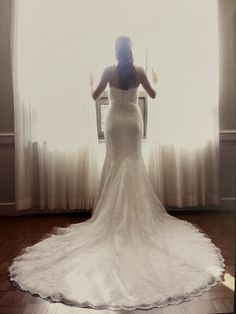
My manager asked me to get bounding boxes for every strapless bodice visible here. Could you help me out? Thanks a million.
[108,86,139,105]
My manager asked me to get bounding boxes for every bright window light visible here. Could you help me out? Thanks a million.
[13,0,219,152]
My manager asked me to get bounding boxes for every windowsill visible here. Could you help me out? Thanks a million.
[98,138,148,143]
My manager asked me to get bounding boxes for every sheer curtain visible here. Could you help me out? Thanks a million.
[12,0,220,210]
[12,0,101,210]
[143,1,220,207]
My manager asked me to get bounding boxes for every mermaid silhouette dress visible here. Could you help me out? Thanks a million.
[8,85,225,311]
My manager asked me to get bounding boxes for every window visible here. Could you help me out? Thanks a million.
[95,91,148,141]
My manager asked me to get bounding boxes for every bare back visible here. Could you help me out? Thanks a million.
[91,65,156,100]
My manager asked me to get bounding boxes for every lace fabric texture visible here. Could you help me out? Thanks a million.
[8,86,225,311]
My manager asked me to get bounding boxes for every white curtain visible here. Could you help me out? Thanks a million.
[143,1,220,207]
[12,0,220,210]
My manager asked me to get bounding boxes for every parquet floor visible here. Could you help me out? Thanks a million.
[0,210,235,314]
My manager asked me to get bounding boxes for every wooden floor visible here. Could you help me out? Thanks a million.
[0,210,235,314]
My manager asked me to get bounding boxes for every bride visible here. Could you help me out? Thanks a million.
[8,36,225,311]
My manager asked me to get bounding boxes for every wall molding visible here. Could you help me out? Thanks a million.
[0,202,15,206]
[220,129,236,141]
[1,131,236,143]
[0,132,14,144]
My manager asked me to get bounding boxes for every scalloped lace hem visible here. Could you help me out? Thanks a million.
[8,224,226,311]
[8,249,225,311]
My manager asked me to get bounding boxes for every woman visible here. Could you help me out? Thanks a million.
[8,36,225,311]
[90,36,157,100]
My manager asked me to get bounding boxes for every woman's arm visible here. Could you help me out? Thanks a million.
[90,67,110,101]
[139,67,158,99]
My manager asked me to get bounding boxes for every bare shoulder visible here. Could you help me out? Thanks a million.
[134,66,146,83]
[135,66,145,75]
[105,65,116,72]
[135,66,146,78]
[102,65,116,77]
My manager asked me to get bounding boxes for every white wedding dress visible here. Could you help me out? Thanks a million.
[8,86,225,311]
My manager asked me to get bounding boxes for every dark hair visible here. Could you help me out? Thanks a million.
[115,36,137,90]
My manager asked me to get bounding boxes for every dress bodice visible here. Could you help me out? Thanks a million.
[108,86,139,105]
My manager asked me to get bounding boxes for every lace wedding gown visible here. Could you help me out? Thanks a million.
[8,86,225,311]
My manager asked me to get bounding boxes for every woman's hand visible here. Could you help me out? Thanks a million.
[151,68,158,85]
